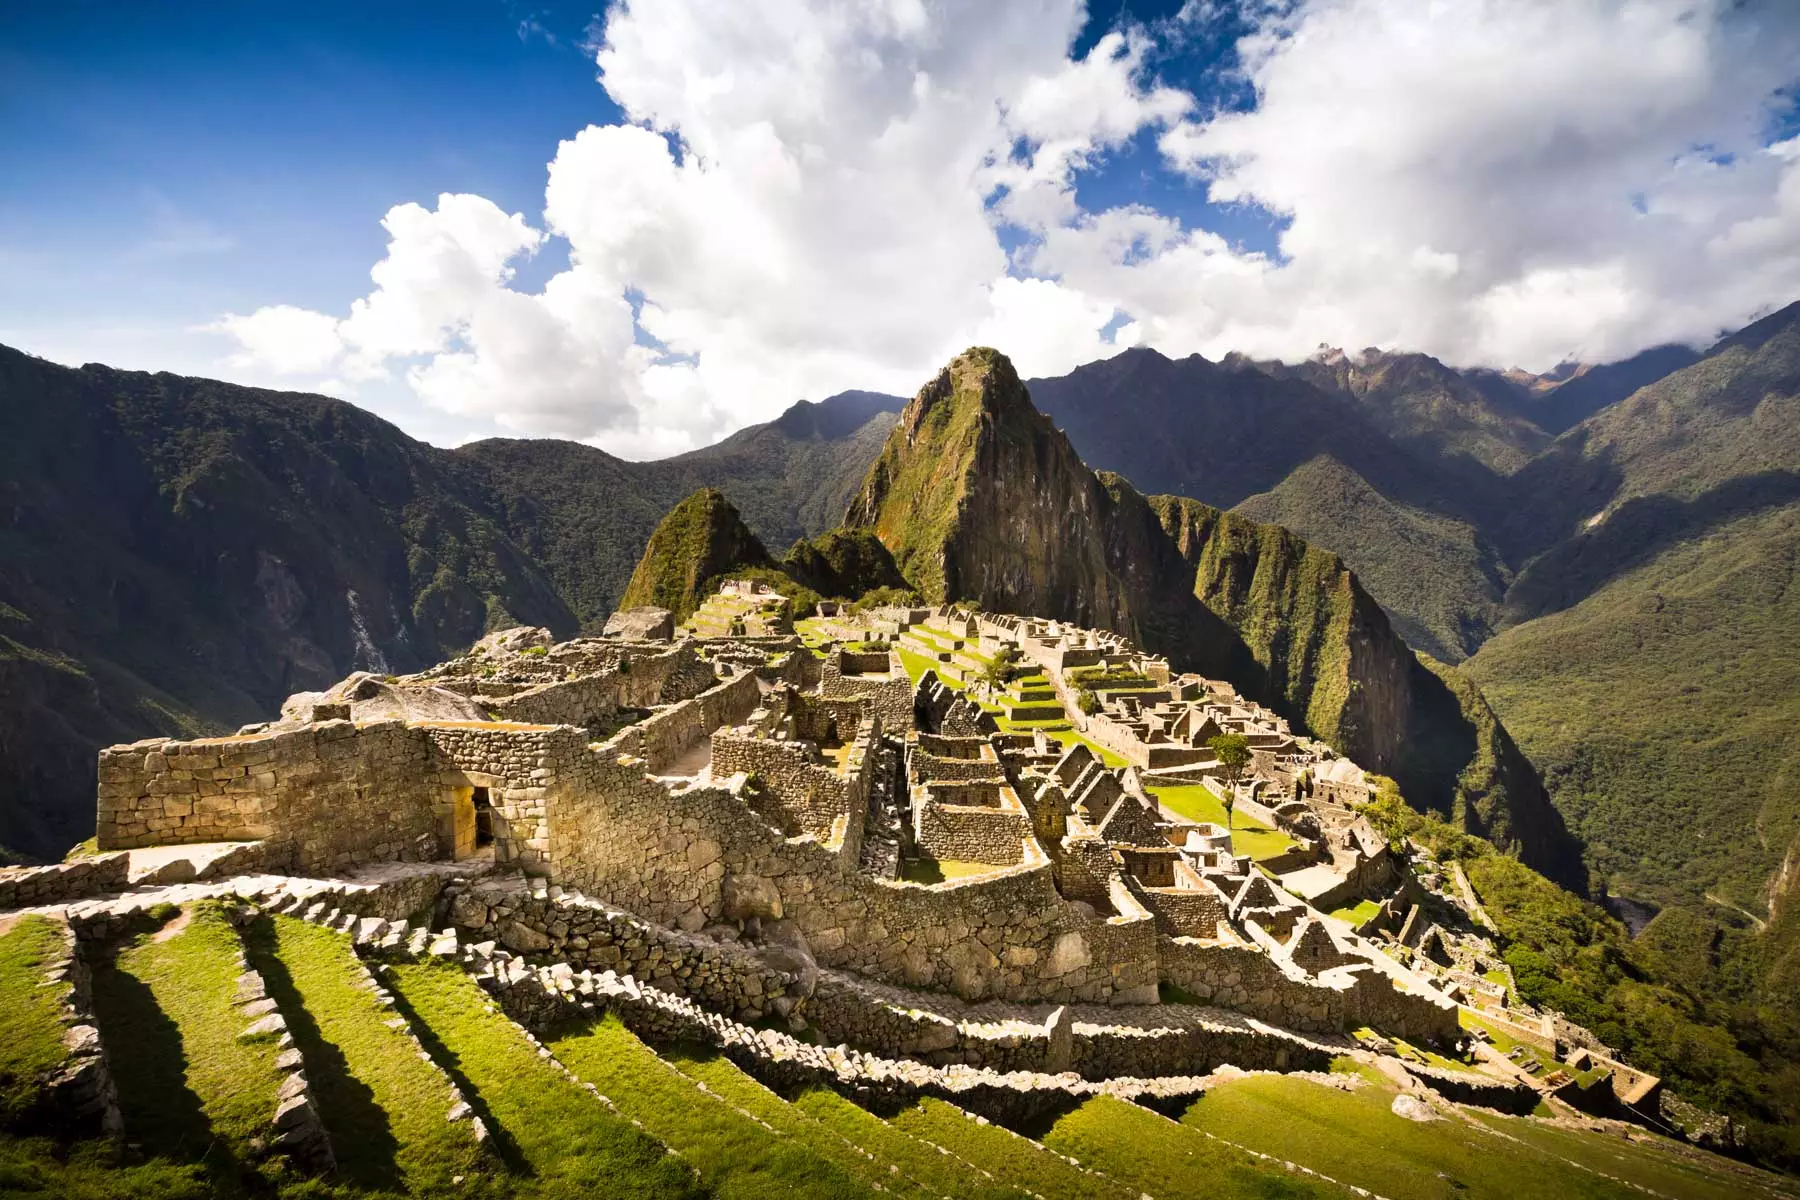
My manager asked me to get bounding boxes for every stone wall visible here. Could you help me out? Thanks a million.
[547,754,1160,1004]
[820,650,913,732]
[1138,883,1228,939]
[0,853,130,910]
[1159,938,1458,1045]
[483,670,626,730]
[447,879,809,1023]
[605,671,763,774]
[97,722,444,875]
[711,731,870,848]
[421,723,593,875]
[914,790,1034,866]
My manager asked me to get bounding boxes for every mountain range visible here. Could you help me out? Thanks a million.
[4,306,1799,1128]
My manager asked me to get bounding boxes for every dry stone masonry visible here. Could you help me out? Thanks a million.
[1,586,1673,1159]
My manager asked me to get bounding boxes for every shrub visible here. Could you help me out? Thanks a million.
[1077,688,1099,715]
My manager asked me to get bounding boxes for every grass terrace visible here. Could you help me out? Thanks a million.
[244,915,484,1194]
[90,902,286,1193]
[888,1097,1138,1200]
[1181,1070,1694,1200]
[547,1014,867,1199]
[788,1087,1023,1199]
[0,916,70,1126]
[1042,1094,1330,1199]
[1151,784,1297,861]
[1329,899,1381,926]
[382,957,702,1199]
[666,1047,948,1198]
[899,857,1000,884]
[1459,1010,1561,1075]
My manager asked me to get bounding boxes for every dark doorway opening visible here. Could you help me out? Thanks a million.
[472,786,494,849]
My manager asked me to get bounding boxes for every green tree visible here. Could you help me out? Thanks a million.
[1077,687,1099,715]
[1208,733,1251,829]
[982,645,1019,689]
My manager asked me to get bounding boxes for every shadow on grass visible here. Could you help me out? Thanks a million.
[241,919,401,1193]
[86,956,225,1179]
[382,976,531,1179]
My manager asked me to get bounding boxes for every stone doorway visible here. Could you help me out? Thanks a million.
[472,786,494,849]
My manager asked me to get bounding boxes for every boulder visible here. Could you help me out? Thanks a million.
[603,607,675,641]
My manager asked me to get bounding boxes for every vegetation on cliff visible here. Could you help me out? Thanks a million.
[846,346,1579,884]
[618,488,773,620]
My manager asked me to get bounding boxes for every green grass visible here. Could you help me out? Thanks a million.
[1151,785,1297,860]
[888,1097,1137,1200]
[896,647,942,686]
[0,917,72,1126]
[1328,899,1381,926]
[382,957,702,1200]
[663,1046,944,1199]
[788,1086,1024,1199]
[89,902,286,1193]
[545,1014,867,1200]
[0,1136,216,1199]
[1041,1094,1327,1199]
[1181,1071,1664,1200]
[1465,1108,1800,1200]
[898,858,1000,884]
[244,915,484,1195]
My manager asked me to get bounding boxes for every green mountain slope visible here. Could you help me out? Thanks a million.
[1236,455,1509,660]
[456,392,899,625]
[0,345,898,862]
[0,346,576,860]
[617,488,774,620]
[847,347,1581,881]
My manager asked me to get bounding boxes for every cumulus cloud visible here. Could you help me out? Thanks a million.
[212,0,1800,453]
[1082,0,1800,367]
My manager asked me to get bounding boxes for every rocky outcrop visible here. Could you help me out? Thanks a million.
[845,348,1581,883]
[618,488,774,620]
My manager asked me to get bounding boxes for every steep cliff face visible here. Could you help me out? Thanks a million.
[1141,494,1413,775]
[847,347,1581,884]
[618,488,772,620]
[845,348,1132,625]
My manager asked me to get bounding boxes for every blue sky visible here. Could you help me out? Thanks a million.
[4,1,1798,454]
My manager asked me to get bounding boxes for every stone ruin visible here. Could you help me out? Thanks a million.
[8,588,1680,1160]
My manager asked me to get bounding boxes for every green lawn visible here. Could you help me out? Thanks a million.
[1183,1070,1751,1200]
[664,1046,943,1199]
[1151,785,1297,860]
[90,902,286,1193]
[788,1087,1023,1200]
[547,1014,866,1200]
[888,1097,1137,1200]
[899,857,1000,884]
[382,957,702,1200]
[0,917,72,1126]
[1041,1094,1329,1199]
[1328,899,1381,926]
[245,915,484,1194]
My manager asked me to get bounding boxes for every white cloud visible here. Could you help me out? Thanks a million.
[1079,0,1800,368]
[210,0,1800,454]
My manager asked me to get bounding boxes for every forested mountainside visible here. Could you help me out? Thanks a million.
[844,348,1580,883]
[0,345,897,861]
[1027,303,1800,1121]
[460,388,900,626]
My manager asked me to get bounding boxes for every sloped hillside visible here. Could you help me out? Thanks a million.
[0,347,576,861]
[4,897,1793,1200]
[846,347,1580,883]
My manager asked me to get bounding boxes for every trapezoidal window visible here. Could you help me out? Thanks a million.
[472,786,494,849]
